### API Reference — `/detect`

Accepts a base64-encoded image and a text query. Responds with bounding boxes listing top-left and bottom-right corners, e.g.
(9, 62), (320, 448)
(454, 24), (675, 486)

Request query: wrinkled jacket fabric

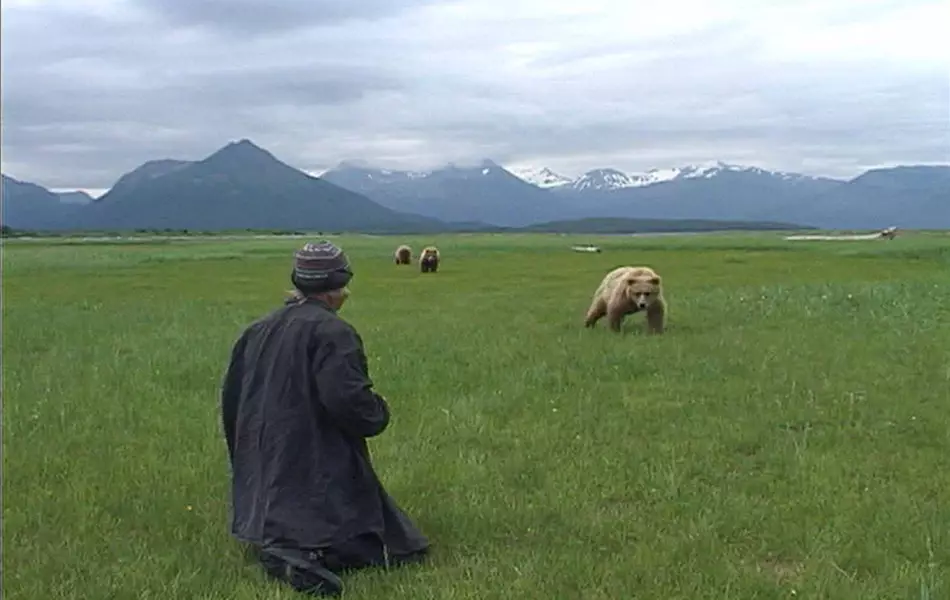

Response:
(221, 296), (428, 559)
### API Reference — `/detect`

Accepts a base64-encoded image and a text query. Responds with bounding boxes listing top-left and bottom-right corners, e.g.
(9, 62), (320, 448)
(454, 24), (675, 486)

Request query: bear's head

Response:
(623, 271), (661, 310)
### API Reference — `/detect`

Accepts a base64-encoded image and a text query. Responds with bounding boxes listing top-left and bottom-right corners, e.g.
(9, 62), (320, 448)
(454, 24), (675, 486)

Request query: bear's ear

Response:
(649, 276), (661, 285)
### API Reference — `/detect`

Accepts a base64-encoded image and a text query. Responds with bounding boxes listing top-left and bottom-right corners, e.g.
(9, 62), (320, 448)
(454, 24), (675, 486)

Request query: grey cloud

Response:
(353, 57), (948, 177)
(1, 8), (158, 68)
(130, 0), (443, 36)
(525, 21), (755, 72)
(1, 0), (947, 189)
(1, 0), (412, 188)
(173, 64), (406, 107)
(1, 53), (408, 188)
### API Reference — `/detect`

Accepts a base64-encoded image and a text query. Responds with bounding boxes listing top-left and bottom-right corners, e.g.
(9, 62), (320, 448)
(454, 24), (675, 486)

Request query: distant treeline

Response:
(0, 216), (810, 239)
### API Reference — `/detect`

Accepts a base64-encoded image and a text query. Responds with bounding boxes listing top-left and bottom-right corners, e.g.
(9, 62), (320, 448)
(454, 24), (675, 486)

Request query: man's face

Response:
(325, 286), (350, 311)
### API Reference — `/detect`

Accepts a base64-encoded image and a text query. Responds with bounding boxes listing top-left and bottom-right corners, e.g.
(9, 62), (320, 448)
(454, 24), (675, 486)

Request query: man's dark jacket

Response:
(221, 296), (428, 560)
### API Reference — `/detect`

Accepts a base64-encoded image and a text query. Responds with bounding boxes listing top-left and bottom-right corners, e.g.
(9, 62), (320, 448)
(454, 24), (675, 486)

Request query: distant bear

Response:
(394, 244), (412, 265)
(419, 246), (440, 273)
(583, 266), (665, 334)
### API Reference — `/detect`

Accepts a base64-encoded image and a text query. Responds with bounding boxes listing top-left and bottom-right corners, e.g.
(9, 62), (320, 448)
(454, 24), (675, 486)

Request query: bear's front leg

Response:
(584, 298), (607, 328)
(646, 302), (665, 335)
(606, 306), (626, 333)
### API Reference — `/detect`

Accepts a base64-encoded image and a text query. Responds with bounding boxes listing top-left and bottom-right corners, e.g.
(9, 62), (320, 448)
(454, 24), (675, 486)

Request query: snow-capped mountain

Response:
(324, 160), (431, 185)
(317, 157), (948, 229)
(320, 159), (575, 227)
(510, 161), (830, 192)
(507, 166), (573, 189)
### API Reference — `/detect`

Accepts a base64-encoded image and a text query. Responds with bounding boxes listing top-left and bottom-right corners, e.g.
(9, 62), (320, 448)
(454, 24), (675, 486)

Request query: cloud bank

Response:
(2, 0), (948, 191)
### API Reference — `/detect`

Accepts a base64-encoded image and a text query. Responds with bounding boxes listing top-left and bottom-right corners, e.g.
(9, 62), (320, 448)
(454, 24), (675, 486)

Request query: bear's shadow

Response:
(559, 320), (699, 336)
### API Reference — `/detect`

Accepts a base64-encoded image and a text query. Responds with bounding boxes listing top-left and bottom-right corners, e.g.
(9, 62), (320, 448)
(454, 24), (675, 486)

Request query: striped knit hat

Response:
(290, 240), (353, 292)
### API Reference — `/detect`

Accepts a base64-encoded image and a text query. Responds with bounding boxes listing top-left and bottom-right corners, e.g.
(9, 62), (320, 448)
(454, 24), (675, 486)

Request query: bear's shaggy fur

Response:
(583, 266), (666, 334)
(394, 244), (412, 265)
(419, 246), (440, 273)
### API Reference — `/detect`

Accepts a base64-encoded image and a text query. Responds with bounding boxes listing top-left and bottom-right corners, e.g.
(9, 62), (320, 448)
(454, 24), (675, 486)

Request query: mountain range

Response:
(323, 160), (949, 229)
(2, 141), (456, 234)
(2, 138), (948, 233)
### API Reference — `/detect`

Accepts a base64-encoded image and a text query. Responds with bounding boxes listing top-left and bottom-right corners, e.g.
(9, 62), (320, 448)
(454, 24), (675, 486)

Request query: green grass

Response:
(3, 231), (949, 599)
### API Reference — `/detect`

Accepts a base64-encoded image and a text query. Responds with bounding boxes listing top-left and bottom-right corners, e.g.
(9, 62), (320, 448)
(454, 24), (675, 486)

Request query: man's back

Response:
(221, 297), (392, 551)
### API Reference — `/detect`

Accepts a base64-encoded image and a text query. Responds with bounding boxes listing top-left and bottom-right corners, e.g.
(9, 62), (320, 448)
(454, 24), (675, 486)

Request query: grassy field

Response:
(3, 231), (949, 599)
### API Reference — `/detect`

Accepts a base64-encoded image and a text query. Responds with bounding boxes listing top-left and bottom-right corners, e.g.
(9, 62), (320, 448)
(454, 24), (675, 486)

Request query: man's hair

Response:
(285, 278), (348, 305)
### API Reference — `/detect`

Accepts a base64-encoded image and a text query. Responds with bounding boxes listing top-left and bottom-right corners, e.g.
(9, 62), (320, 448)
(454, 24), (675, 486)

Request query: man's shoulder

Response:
(237, 300), (361, 346)
(235, 302), (313, 340)
(315, 310), (361, 343)
(272, 300), (360, 337)
(297, 305), (367, 353)
(241, 305), (292, 334)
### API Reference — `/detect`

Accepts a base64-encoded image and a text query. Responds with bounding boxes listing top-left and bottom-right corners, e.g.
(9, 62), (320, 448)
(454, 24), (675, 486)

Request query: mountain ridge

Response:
(2, 140), (481, 233)
(319, 158), (577, 227)
(3, 139), (947, 232)
(360, 160), (849, 193)
(318, 159), (949, 229)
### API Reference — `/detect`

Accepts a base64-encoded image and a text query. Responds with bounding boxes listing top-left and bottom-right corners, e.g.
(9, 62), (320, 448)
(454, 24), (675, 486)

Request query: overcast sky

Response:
(2, 0), (948, 193)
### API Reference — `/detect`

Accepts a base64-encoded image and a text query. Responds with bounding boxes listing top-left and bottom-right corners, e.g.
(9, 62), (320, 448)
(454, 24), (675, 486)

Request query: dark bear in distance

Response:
(394, 244), (412, 265)
(419, 246), (440, 273)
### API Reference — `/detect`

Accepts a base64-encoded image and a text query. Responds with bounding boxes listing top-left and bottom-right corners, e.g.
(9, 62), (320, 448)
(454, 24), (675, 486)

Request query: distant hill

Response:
(519, 216), (810, 234)
(1, 174), (88, 230)
(0, 216), (810, 238)
(105, 159), (192, 198)
(789, 165), (950, 229)
(320, 159), (576, 227)
(57, 190), (95, 205)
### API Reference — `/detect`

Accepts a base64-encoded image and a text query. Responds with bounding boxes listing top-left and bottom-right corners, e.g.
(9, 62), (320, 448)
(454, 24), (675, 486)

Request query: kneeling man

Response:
(221, 240), (430, 597)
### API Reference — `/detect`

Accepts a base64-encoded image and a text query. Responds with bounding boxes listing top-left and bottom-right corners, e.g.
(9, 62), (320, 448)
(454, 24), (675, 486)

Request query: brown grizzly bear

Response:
(394, 244), (412, 265)
(583, 266), (666, 334)
(419, 246), (440, 273)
